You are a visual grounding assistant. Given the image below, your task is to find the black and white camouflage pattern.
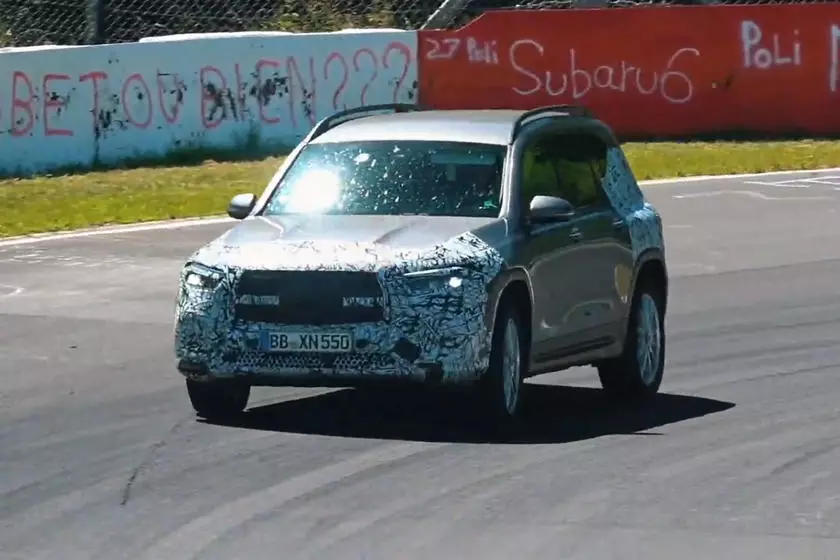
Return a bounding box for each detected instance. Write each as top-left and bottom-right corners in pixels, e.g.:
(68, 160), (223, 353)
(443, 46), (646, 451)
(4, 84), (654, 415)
(175, 231), (505, 384)
(602, 147), (665, 260)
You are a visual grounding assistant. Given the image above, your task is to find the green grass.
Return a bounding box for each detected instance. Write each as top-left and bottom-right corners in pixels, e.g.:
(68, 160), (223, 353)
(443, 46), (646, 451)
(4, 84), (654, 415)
(2, 140), (840, 239)
(624, 140), (840, 179)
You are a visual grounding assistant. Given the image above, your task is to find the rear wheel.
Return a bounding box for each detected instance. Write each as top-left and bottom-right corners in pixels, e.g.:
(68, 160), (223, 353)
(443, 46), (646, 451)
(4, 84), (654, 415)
(597, 279), (665, 400)
(478, 301), (526, 422)
(186, 379), (250, 419)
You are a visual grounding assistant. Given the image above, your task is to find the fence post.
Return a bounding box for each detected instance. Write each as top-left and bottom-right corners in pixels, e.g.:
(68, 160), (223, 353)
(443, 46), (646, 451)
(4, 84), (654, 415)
(85, 0), (106, 44)
(421, 0), (472, 29)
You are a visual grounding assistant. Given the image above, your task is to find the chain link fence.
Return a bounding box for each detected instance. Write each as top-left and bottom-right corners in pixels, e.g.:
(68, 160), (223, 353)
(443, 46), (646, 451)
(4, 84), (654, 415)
(1, 0), (832, 47)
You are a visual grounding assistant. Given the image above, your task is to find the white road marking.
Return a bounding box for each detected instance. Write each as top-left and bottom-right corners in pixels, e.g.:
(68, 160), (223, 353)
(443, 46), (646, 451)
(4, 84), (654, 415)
(744, 180), (811, 188)
(744, 176), (840, 189)
(673, 190), (834, 201)
(0, 252), (137, 267)
(800, 177), (840, 185)
(0, 217), (234, 247)
(639, 166), (840, 185)
(0, 284), (24, 298)
(2, 167), (840, 248)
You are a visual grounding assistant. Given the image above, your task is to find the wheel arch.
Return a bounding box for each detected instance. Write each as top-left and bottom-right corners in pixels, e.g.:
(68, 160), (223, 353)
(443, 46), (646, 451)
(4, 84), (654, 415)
(631, 248), (669, 315)
(485, 267), (534, 352)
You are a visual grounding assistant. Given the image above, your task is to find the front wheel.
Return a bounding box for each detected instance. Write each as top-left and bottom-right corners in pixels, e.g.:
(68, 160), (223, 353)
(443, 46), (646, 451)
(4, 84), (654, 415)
(478, 302), (527, 421)
(597, 281), (665, 400)
(186, 379), (250, 419)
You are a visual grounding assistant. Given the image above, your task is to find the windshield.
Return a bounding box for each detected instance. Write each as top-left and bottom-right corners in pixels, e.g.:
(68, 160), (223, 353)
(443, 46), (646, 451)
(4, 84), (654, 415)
(262, 140), (507, 218)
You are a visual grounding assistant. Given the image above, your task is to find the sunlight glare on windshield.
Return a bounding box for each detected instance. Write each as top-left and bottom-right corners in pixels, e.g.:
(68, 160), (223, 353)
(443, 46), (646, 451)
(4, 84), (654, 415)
(278, 168), (343, 213)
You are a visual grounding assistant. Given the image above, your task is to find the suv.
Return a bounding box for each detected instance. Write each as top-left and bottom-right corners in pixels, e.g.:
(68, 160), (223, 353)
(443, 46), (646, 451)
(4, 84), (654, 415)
(174, 104), (668, 423)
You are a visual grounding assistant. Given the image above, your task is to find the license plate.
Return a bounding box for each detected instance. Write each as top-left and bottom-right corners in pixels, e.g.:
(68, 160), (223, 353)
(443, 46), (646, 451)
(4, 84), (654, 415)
(260, 331), (353, 353)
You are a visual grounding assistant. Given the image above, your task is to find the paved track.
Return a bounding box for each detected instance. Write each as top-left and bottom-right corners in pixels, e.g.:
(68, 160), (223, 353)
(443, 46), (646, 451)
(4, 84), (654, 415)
(3, 170), (840, 560)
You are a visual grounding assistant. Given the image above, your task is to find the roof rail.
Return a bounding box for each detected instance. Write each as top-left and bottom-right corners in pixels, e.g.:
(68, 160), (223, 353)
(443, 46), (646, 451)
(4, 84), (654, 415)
(511, 104), (594, 139)
(308, 103), (424, 141)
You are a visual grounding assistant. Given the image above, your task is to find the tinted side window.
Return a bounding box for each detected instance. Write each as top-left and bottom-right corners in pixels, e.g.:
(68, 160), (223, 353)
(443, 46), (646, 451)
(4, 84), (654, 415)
(578, 134), (608, 207)
(588, 135), (608, 181)
(521, 137), (564, 203)
(522, 132), (609, 210)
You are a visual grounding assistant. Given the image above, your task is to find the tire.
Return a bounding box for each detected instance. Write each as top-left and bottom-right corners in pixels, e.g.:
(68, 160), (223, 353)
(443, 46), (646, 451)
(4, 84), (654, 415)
(186, 378), (250, 419)
(597, 279), (665, 400)
(478, 300), (527, 422)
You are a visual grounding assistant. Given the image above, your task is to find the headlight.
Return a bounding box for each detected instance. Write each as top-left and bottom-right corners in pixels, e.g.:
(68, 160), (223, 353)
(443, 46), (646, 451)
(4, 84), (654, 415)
(401, 266), (466, 293)
(182, 262), (223, 291)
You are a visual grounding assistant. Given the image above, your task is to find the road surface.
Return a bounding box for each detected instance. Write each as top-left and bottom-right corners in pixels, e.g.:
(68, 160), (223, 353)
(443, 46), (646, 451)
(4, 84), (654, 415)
(3, 170), (840, 560)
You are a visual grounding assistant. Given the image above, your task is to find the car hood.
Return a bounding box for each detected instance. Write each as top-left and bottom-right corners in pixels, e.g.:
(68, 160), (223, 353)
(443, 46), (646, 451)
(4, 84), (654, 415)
(188, 214), (506, 273)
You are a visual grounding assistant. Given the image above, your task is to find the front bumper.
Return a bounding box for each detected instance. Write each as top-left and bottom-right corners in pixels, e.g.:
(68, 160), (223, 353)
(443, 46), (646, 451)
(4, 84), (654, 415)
(175, 317), (490, 386)
(173, 268), (494, 386)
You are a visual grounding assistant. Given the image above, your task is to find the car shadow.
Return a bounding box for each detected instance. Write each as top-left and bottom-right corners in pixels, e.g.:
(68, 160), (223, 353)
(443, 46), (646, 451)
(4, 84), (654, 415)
(203, 383), (735, 444)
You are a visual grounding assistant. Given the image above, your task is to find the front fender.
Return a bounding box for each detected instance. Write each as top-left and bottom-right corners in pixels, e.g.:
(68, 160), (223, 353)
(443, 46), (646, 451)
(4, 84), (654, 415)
(483, 265), (534, 338)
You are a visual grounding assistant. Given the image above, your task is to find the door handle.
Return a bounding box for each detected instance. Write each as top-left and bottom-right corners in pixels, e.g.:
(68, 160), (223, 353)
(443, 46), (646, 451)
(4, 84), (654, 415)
(569, 229), (583, 242)
(612, 218), (626, 230)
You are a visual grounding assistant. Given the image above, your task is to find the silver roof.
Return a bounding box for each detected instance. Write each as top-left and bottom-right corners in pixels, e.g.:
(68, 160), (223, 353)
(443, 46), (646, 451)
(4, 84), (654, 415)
(309, 109), (530, 146)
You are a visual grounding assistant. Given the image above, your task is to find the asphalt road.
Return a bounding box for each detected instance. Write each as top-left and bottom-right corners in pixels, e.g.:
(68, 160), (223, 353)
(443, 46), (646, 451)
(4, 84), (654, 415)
(3, 170), (840, 560)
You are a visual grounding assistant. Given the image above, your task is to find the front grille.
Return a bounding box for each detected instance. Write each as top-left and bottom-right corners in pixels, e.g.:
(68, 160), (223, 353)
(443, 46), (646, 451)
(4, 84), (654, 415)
(234, 270), (385, 325)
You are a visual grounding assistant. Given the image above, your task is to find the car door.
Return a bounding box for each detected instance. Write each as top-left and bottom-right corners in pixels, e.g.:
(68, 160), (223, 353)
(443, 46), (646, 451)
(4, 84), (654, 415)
(560, 132), (634, 344)
(567, 206), (626, 344)
(516, 133), (585, 364)
(531, 130), (632, 354)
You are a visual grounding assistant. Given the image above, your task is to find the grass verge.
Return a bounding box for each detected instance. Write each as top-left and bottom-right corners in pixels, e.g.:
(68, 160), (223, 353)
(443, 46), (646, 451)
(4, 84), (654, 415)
(2, 140), (840, 238)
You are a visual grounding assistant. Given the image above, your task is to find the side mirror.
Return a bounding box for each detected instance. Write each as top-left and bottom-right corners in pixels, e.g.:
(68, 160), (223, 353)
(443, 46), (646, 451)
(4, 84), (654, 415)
(227, 193), (256, 220)
(529, 195), (575, 223)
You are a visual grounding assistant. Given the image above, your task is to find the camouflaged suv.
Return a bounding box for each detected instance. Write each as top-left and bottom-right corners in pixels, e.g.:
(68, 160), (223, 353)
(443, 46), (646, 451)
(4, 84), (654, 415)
(174, 104), (668, 423)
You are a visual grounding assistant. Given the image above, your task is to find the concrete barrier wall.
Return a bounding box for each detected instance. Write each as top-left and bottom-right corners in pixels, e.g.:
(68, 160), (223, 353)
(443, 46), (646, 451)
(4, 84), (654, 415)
(0, 30), (418, 175)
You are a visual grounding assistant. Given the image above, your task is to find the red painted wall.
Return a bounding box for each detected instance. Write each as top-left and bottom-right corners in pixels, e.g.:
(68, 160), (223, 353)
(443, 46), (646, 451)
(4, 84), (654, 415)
(419, 5), (840, 138)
